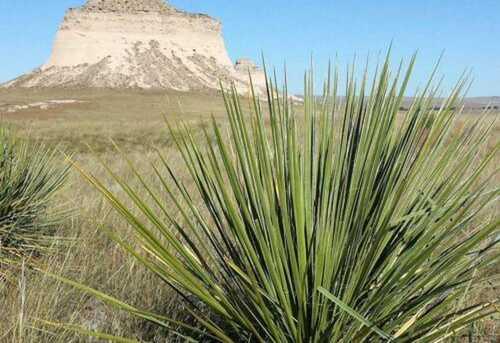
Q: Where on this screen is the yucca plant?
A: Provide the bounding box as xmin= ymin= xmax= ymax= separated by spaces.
xmin=0 ymin=127 xmax=69 ymax=257
xmin=66 ymin=54 xmax=499 ymax=342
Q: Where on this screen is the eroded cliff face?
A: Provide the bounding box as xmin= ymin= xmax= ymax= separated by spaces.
xmin=5 ymin=0 xmax=265 ymax=93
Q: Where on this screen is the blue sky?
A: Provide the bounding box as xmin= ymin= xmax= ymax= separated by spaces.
xmin=0 ymin=0 xmax=499 ymax=96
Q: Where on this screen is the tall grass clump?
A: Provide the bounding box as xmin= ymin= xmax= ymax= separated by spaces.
xmin=68 ymin=55 xmax=499 ymax=342
xmin=0 ymin=127 xmax=68 ymax=257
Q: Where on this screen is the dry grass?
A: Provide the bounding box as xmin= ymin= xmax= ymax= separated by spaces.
xmin=0 ymin=88 xmax=229 ymax=153
xmin=0 ymin=88 xmax=498 ymax=342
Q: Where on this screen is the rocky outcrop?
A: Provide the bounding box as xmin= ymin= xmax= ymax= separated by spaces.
xmin=234 ymin=58 xmax=266 ymax=89
xmin=3 ymin=0 xmax=266 ymax=93
xmin=0 ymin=100 xmax=83 ymax=114
xmin=83 ymin=0 xmax=172 ymax=13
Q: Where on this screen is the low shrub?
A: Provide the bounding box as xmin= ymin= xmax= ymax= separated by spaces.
xmin=66 ymin=55 xmax=499 ymax=342
xmin=0 ymin=127 xmax=69 ymax=257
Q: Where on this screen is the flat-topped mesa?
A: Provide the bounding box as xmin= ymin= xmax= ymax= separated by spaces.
xmin=3 ymin=0 xmax=267 ymax=94
xmin=83 ymin=0 xmax=171 ymax=13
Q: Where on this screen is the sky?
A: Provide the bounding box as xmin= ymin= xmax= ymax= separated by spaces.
xmin=0 ymin=0 xmax=499 ymax=96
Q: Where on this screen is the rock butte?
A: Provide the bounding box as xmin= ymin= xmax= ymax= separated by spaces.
xmin=3 ymin=0 xmax=266 ymax=93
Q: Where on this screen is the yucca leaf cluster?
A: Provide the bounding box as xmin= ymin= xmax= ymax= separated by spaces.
xmin=75 ymin=55 xmax=499 ymax=342
xmin=0 ymin=127 xmax=68 ymax=257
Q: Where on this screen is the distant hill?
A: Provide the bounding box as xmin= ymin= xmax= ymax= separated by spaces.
xmin=400 ymin=96 xmax=500 ymax=111
xmin=462 ymin=97 xmax=500 ymax=110
xmin=295 ymin=95 xmax=500 ymax=111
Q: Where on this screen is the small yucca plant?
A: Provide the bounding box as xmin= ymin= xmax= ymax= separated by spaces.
xmin=66 ymin=54 xmax=499 ymax=342
xmin=0 ymin=127 xmax=69 ymax=257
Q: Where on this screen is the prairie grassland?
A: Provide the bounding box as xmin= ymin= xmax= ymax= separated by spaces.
xmin=0 ymin=88 xmax=498 ymax=342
